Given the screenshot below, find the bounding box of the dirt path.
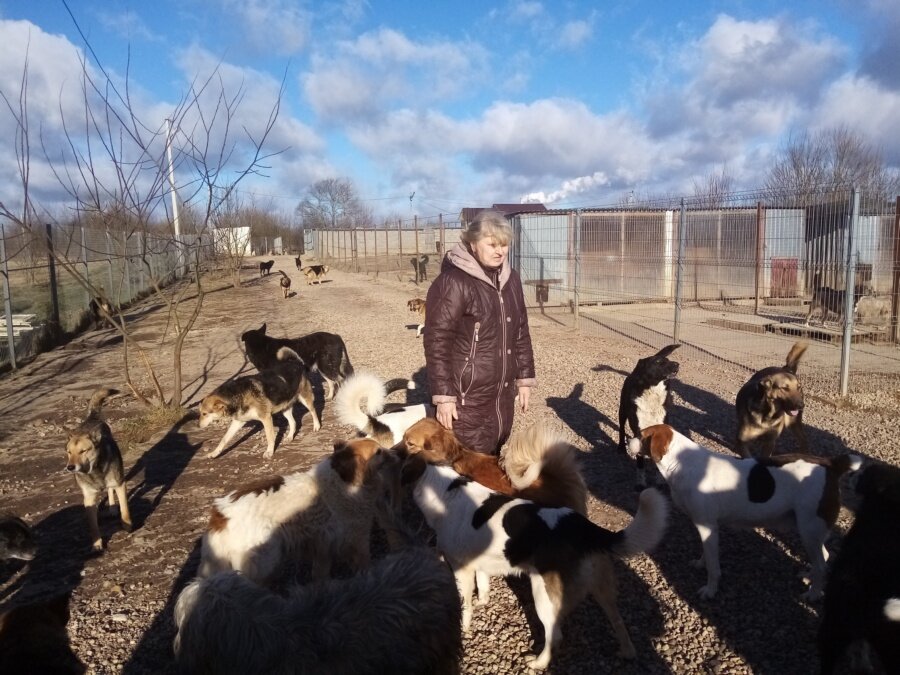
[1,255,898,674]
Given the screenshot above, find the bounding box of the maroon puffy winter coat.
[424,242,536,455]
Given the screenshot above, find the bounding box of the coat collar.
[446,242,511,289]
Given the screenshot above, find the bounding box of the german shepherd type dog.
[400,456,667,670]
[278,271,291,299]
[410,254,429,282]
[240,323,354,400]
[818,462,900,674]
[734,341,808,458]
[301,264,329,285]
[199,347,321,460]
[65,389,132,551]
[0,591,86,675]
[618,344,680,453]
[407,298,426,337]
[0,514,36,561]
[258,260,275,276]
[175,550,462,675]
[805,272,866,327]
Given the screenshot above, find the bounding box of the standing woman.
[424,210,536,455]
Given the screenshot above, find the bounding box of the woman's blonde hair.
[461,209,512,246]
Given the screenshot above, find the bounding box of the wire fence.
[0,223,215,371]
[306,188,900,395]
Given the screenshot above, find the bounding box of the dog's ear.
[211,397,228,414]
[400,454,427,486]
[260,323,267,335]
[331,445,361,484]
[641,424,673,463]
[654,344,680,360]
[759,376,773,391]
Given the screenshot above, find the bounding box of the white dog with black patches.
[400,455,668,670]
[628,424,861,601]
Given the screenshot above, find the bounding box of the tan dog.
[394,418,586,514]
[65,389,132,551]
[278,270,291,299]
[407,298,426,337]
[734,342,808,457]
[301,265,329,285]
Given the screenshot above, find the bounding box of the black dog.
[0,514,36,561]
[410,254,429,282]
[259,260,275,276]
[294,256,302,270]
[240,323,354,400]
[818,462,900,675]
[0,591,86,674]
[806,272,866,326]
[617,344,680,453]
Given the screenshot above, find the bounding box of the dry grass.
[116,404,188,456]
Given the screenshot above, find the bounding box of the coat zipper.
[459,321,480,406]
[496,290,507,444]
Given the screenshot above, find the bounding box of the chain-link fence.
[1,223,214,371]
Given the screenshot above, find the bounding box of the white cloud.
[558,19,594,50]
[96,10,161,42]
[218,0,311,56]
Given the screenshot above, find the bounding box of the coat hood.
[445,242,512,289]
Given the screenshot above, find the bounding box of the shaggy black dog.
[259,260,275,276]
[240,323,354,400]
[818,462,900,674]
[410,254,429,282]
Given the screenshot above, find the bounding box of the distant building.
[458,203,547,227]
[213,225,251,256]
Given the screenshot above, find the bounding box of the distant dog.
[0,514,36,561]
[818,462,900,674]
[175,549,462,675]
[734,341,808,457]
[806,272,867,326]
[410,254,429,282]
[401,456,667,670]
[335,372,432,446]
[407,298,426,337]
[618,344,680,454]
[278,270,291,299]
[199,439,391,584]
[240,323,354,400]
[395,417,587,514]
[301,264,329,285]
[0,591,86,675]
[199,347,320,460]
[629,424,860,600]
[88,294,114,329]
[294,255,302,270]
[259,260,275,276]
[65,389,132,551]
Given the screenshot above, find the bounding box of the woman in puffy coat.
[424,210,536,455]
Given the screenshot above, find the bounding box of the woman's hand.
[517,385,531,413]
[436,401,458,429]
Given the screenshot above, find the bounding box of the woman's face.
[471,235,509,269]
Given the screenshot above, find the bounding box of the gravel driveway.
[1,257,898,674]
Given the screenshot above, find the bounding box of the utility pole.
[165,118,183,276]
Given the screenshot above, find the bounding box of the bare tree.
[692,165,735,209]
[296,177,362,229]
[0,33,283,410]
[765,125,900,202]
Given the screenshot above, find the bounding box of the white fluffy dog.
[199,438,392,585]
[334,371,432,446]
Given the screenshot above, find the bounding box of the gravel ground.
[1,256,899,674]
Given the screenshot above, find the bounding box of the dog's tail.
[87,388,119,416]
[885,598,900,622]
[784,341,808,374]
[337,337,354,380]
[610,488,669,558]
[334,372,388,433]
[275,347,303,364]
[827,453,863,477]
[501,423,587,513]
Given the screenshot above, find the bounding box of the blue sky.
[0,0,898,221]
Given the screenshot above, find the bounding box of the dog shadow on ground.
[0,506,97,608]
[121,539,202,674]
[546,382,617,449]
[125,416,204,531]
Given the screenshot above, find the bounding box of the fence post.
[573,209,581,321]
[754,201,764,315]
[891,196,900,343]
[1,224,17,369]
[106,229,114,299]
[123,231,131,303]
[384,228,389,270]
[839,188,860,397]
[362,228,369,275]
[139,233,146,291]
[81,226,90,307]
[414,215,420,285]
[46,223,61,328]
[439,213,444,256]
[398,219,403,265]
[673,199,687,343]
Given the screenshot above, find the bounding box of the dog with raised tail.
[395,417,587,514]
[334,371,432,447]
[400,455,667,670]
[175,549,462,675]
[629,424,861,601]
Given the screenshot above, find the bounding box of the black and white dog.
[818,462,900,674]
[240,323,354,400]
[400,455,668,670]
[335,372,432,446]
[617,344,680,453]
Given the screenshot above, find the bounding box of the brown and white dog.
[629,424,860,600]
[198,438,394,585]
[394,417,587,514]
[407,298,426,337]
[734,341,808,457]
[301,264,329,285]
[65,389,132,551]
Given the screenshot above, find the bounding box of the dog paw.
[524,653,550,671]
[92,540,104,552]
[262,448,275,459]
[698,584,717,599]
[474,593,490,607]
[312,422,322,432]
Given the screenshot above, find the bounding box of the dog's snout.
[65,464,76,473]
